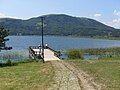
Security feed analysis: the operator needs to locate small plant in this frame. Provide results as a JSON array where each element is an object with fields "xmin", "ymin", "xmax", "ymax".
[{"xmin": 67, "ymin": 49, "xmax": 83, "ymax": 59}]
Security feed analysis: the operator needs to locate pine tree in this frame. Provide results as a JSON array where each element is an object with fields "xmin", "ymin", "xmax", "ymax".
[{"xmin": 0, "ymin": 26, "xmax": 12, "ymax": 51}]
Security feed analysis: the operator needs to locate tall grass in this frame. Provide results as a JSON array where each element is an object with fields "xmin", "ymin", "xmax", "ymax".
[
  {"xmin": 0, "ymin": 50, "xmax": 29, "ymax": 62},
  {"xmin": 80, "ymin": 47, "xmax": 120, "ymax": 56},
  {"xmin": 0, "ymin": 53, "xmax": 23, "ymax": 61}
]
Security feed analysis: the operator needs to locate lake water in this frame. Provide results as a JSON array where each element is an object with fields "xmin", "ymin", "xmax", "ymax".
[{"xmin": 1, "ymin": 36, "xmax": 120, "ymax": 61}]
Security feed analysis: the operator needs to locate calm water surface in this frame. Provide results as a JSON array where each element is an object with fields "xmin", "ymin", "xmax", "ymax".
[
  {"xmin": 7, "ymin": 36, "xmax": 120, "ymax": 49},
  {"xmin": 1, "ymin": 36, "xmax": 120, "ymax": 61}
]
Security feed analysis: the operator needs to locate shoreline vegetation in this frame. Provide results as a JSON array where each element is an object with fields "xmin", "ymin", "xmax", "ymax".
[
  {"xmin": 65, "ymin": 35, "xmax": 120, "ymax": 40},
  {"xmin": 9, "ymin": 35, "xmax": 120, "ymax": 41},
  {"xmin": 0, "ymin": 59, "xmax": 32, "ymax": 67},
  {"xmin": 67, "ymin": 47, "xmax": 120, "ymax": 60}
]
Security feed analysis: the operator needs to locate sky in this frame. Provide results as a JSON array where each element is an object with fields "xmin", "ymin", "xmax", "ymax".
[{"xmin": 0, "ymin": 0, "xmax": 120, "ymax": 29}]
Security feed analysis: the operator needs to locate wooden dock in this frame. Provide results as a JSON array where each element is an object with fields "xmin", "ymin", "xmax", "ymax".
[{"xmin": 29, "ymin": 46, "xmax": 61, "ymax": 61}]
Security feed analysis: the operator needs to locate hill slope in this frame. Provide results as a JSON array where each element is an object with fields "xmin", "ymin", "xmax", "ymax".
[{"xmin": 0, "ymin": 14, "xmax": 120, "ymax": 37}]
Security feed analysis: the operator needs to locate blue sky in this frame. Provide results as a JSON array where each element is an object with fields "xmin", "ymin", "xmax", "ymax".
[{"xmin": 0, "ymin": 0, "xmax": 120, "ymax": 28}]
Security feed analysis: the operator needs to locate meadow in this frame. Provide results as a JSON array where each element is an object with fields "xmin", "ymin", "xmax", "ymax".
[
  {"xmin": 67, "ymin": 60, "xmax": 120, "ymax": 90},
  {"xmin": 0, "ymin": 60, "xmax": 54, "ymax": 90}
]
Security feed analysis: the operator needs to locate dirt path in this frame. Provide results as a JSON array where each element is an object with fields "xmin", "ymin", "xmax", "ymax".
[
  {"xmin": 49, "ymin": 60, "xmax": 81, "ymax": 90},
  {"xmin": 48, "ymin": 60, "xmax": 101, "ymax": 90}
]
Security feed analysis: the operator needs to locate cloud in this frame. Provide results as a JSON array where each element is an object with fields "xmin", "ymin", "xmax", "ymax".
[
  {"xmin": 107, "ymin": 10, "xmax": 120, "ymax": 29},
  {"xmin": 0, "ymin": 12, "xmax": 17, "ymax": 19},
  {"xmin": 108, "ymin": 18, "xmax": 120, "ymax": 29},
  {"xmin": 92, "ymin": 13, "xmax": 102, "ymax": 21},
  {"xmin": 114, "ymin": 10, "xmax": 120, "ymax": 17},
  {"xmin": 94, "ymin": 13, "xmax": 102, "ymax": 17},
  {"xmin": 0, "ymin": 13, "xmax": 6, "ymax": 18}
]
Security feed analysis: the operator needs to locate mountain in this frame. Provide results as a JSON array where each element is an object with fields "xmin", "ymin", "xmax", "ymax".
[{"xmin": 0, "ymin": 14, "xmax": 120, "ymax": 37}]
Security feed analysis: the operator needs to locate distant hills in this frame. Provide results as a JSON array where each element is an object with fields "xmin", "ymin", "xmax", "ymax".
[{"xmin": 0, "ymin": 14, "xmax": 120, "ymax": 37}]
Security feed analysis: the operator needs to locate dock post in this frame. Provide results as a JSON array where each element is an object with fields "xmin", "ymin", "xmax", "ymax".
[{"xmin": 41, "ymin": 17, "xmax": 44, "ymax": 63}]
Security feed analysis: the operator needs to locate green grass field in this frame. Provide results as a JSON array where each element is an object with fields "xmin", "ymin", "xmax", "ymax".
[
  {"xmin": 67, "ymin": 60, "xmax": 120, "ymax": 90},
  {"xmin": 99, "ymin": 56, "xmax": 120, "ymax": 60},
  {"xmin": 0, "ymin": 61, "xmax": 54, "ymax": 90}
]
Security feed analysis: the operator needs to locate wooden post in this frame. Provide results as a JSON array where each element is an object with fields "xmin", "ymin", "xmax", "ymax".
[{"xmin": 41, "ymin": 17, "xmax": 44, "ymax": 63}]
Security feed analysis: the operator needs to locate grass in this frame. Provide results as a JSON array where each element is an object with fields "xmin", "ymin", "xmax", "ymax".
[
  {"xmin": 67, "ymin": 60, "xmax": 120, "ymax": 90},
  {"xmin": 0, "ymin": 60, "xmax": 54, "ymax": 90},
  {"xmin": 99, "ymin": 56, "xmax": 120, "ymax": 60}
]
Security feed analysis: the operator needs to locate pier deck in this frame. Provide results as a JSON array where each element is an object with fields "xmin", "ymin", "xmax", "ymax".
[{"xmin": 29, "ymin": 46, "xmax": 60, "ymax": 61}]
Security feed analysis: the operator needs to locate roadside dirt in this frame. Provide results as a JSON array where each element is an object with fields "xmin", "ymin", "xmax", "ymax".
[{"xmin": 48, "ymin": 60, "xmax": 102, "ymax": 90}]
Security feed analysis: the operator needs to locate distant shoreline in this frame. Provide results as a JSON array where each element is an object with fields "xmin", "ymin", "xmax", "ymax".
[{"xmin": 8, "ymin": 35, "xmax": 120, "ymax": 41}]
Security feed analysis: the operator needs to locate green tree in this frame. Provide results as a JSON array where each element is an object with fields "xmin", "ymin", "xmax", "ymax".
[{"xmin": 0, "ymin": 26, "xmax": 11, "ymax": 51}]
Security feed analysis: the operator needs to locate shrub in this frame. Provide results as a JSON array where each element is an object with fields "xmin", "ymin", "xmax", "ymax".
[{"xmin": 67, "ymin": 49, "xmax": 83, "ymax": 59}]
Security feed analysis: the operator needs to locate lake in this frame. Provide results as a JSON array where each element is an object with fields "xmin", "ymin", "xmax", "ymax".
[{"xmin": 1, "ymin": 36, "xmax": 120, "ymax": 61}]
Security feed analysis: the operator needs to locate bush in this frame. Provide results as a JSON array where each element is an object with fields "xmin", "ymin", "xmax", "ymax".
[{"xmin": 67, "ymin": 49, "xmax": 84, "ymax": 59}]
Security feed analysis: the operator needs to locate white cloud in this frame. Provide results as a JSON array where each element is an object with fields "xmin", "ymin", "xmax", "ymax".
[
  {"xmin": 107, "ymin": 18, "xmax": 120, "ymax": 29},
  {"xmin": 88, "ymin": 13, "xmax": 102, "ymax": 21},
  {"xmin": 92, "ymin": 13, "xmax": 102, "ymax": 21},
  {"xmin": 0, "ymin": 12, "xmax": 17, "ymax": 19},
  {"xmin": 114, "ymin": 10, "xmax": 120, "ymax": 17},
  {"xmin": 94, "ymin": 13, "xmax": 102, "ymax": 17},
  {"xmin": 106, "ymin": 10, "xmax": 120, "ymax": 29}
]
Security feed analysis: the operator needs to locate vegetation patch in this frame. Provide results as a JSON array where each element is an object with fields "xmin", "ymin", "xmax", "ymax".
[
  {"xmin": 67, "ymin": 60, "xmax": 120, "ymax": 90},
  {"xmin": 0, "ymin": 61, "xmax": 54, "ymax": 90},
  {"xmin": 80, "ymin": 47, "xmax": 120, "ymax": 55},
  {"xmin": 0, "ymin": 60, "xmax": 18, "ymax": 67},
  {"xmin": 99, "ymin": 55, "xmax": 120, "ymax": 60},
  {"xmin": 0, "ymin": 59, "xmax": 32, "ymax": 67},
  {"xmin": 0, "ymin": 52, "xmax": 25, "ymax": 61},
  {"xmin": 67, "ymin": 49, "xmax": 83, "ymax": 59},
  {"xmin": 66, "ymin": 48, "xmax": 120, "ymax": 60}
]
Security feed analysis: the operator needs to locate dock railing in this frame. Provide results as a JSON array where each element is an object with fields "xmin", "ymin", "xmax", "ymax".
[
  {"xmin": 47, "ymin": 46, "xmax": 61, "ymax": 58},
  {"xmin": 29, "ymin": 46, "xmax": 61, "ymax": 60},
  {"xmin": 29, "ymin": 46, "xmax": 42, "ymax": 59}
]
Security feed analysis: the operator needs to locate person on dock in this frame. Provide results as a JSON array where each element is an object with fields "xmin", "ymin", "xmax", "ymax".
[{"xmin": 45, "ymin": 44, "xmax": 48, "ymax": 49}]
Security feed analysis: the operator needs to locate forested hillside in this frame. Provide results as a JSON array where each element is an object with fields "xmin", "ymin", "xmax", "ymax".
[{"xmin": 0, "ymin": 14, "xmax": 120, "ymax": 37}]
